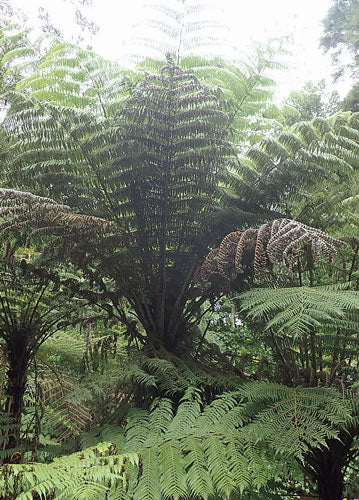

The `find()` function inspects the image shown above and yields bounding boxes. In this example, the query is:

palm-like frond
[240,382,351,461]
[168,51,281,147]
[16,41,129,116]
[240,284,359,337]
[1,392,267,500]
[229,113,359,220]
[3,41,130,213]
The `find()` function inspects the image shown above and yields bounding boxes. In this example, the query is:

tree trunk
[317,464,344,500]
[305,432,353,500]
[4,330,30,450]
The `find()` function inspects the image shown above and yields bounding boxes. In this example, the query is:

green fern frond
[3,391,267,499]
[239,382,351,460]
[240,284,359,337]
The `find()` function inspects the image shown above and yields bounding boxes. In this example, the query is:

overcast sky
[11,0,354,100]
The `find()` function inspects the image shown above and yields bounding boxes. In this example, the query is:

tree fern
[0,258,87,450]
[2,54,231,353]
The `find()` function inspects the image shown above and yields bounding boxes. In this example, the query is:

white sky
[10,0,355,100]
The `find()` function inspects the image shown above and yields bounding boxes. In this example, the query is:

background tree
[320,0,359,80]
[0,257,83,454]
[342,82,359,112]
[281,79,341,126]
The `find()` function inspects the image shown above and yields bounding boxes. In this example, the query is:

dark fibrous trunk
[317,463,344,500]
[4,330,31,450]
[305,432,354,500]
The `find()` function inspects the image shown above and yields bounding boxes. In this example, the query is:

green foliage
[0,391,269,500]
[240,382,351,460]
[320,0,359,79]
[1,11,359,499]
[178,50,281,148]
[229,112,359,224]
[342,82,359,112]
[240,284,359,336]
[4,42,130,209]
[282,80,341,126]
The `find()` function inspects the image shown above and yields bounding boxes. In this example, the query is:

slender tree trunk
[4,330,30,450]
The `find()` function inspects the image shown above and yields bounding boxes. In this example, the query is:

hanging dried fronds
[0,188,117,245]
[197,218,345,287]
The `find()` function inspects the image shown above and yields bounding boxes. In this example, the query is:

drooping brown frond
[0,188,117,245]
[253,223,271,274]
[0,188,69,209]
[234,228,258,273]
[197,219,345,287]
[217,231,241,274]
[198,248,219,286]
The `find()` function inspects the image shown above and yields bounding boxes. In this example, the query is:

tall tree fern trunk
[317,472,344,500]
[5,330,30,450]
[316,450,345,500]
[307,433,353,500]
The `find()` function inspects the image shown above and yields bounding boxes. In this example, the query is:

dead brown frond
[0,188,117,245]
[197,219,345,287]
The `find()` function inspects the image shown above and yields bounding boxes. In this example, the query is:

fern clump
[1,391,269,500]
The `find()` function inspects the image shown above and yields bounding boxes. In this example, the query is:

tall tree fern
[1,49,233,353]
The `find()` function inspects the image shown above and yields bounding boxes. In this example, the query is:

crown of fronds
[4,51,229,254]
[197,218,344,288]
[117,54,230,257]
[0,257,84,343]
[2,54,231,350]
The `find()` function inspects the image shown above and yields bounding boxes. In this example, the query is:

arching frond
[0,187,117,243]
[240,382,351,461]
[229,112,359,220]
[240,284,359,337]
[197,218,344,288]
